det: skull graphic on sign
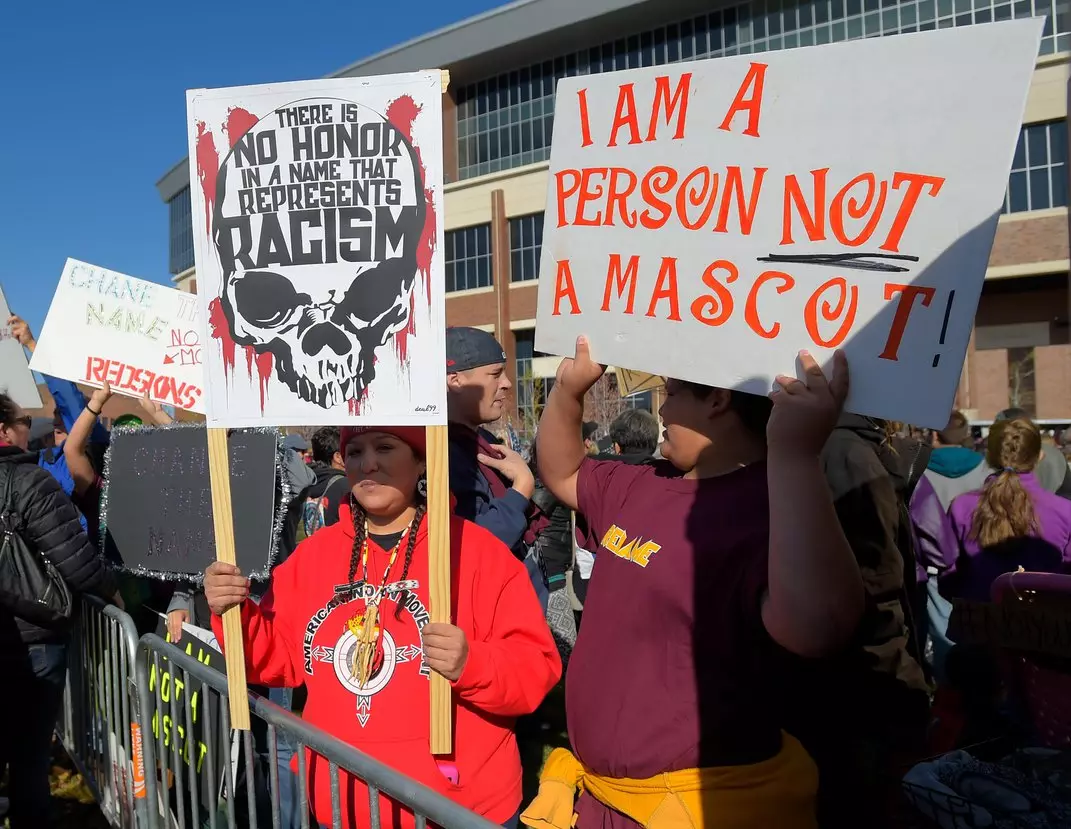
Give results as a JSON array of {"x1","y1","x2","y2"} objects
[{"x1": 210, "y1": 99, "x2": 426, "y2": 409}]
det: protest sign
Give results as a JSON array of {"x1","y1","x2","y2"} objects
[
  {"x1": 535, "y1": 20, "x2": 1043, "y2": 428},
  {"x1": 101, "y1": 424, "x2": 285, "y2": 581},
  {"x1": 30, "y1": 259, "x2": 205, "y2": 413},
  {"x1": 0, "y1": 285, "x2": 42, "y2": 409},
  {"x1": 186, "y1": 72, "x2": 446, "y2": 427},
  {"x1": 150, "y1": 614, "x2": 227, "y2": 813}
]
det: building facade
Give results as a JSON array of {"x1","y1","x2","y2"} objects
[{"x1": 158, "y1": 0, "x2": 1071, "y2": 431}]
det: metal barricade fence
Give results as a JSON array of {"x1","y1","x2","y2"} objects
[
  {"x1": 134, "y1": 633, "x2": 501, "y2": 829},
  {"x1": 57, "y1": 596, "x2": 149, "y2": 829}
]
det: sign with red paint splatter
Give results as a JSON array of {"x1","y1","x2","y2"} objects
[
  {"x1": 186, "y1": 72, "x2": 446, "y2": 427},
  {"x1": 535, "y1": 21, "x2": 1042, "y2": 429},
  {"x1": 30, "y1": 259, "x2": 205, "y2": 413}
]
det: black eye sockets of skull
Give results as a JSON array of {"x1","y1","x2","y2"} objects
[{"x1": 210, "y1": 98, "x2": 427, "y2": 409}]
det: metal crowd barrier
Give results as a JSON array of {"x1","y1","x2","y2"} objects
[
  {"x1": 57, "y1": 596, "x2": 149, "y2": 828},
  {"x1": 59, "y1": 597, "x2": 500, "y2": 829}
]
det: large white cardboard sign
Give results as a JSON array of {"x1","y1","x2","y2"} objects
[
  {"x1": 0, "y1": 285, "x2": 42, "y2": 409},
  {"x1": 187, "y1": 72, "x2": 447, "y2": 428},
  {"x1": 535, "y1": 20, "x2": 1043, "y2": 428},
  {"x1": 30, "y1": 259, "x2": 205, "y2": 413}
]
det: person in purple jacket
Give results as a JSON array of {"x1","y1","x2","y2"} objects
[
  {"x1": 944, "y1": 416, "x2": 1071, "y2": 601},
  {"x1": 909, "y1": 410, "x2": 989, "y2": 678}
]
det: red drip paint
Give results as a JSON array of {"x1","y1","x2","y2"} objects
[
  {"x1": 194, "y1": 123, "x2": 219, "y2": 236},
  {"x1": 385, "y1": 95, "x2": 438, "y2": 306},
  {"x1": 207, "y1": 298, "x2": 236, "y2": 377},
  {"x1": 393, "y1": 295, "x2": 418, "y2": 364},
  {"x1": 249, "y1": 348, "x2": 273, "y2": 412},
  {"x1": 225, "y1": 107, "x2": 259, "y2": 150},
  {"x1": 347, "y1": 386, "x2": 370, "y2": 416}
]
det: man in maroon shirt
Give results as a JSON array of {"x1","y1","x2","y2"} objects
[{"x1": 528, "y1": 337, "x2": 864, "y2": 829}]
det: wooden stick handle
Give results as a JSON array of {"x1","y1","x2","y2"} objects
[
  {"x1": 426, "y1": 424, "x2": 452, "y2": 754},
  {"x1": 206, "y1": 427, "x2": 251, "y2": 731}
]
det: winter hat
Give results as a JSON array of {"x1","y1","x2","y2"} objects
[{"x1": 339, "y1": 426, "x2": 427, "y2": 458}]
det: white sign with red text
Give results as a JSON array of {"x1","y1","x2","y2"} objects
[
  {"x1": 30, "y1": 259, "x2": 205, "y2": 413},
  {"x1": 535, "y1": 20, "x2": 1042, "y2": 428}
]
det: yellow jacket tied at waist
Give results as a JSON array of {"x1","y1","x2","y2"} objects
[{"x1": 521, "y1": 733, "x2": 818, "y2": 829}]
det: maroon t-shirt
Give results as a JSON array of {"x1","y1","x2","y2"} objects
[{"x1": 569, "y1": 458, "x2": 781, "y2": 829}]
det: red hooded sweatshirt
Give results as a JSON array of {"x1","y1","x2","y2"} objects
[{"x1": 212, "y1": 505, "x2": 560, "y2": 828}]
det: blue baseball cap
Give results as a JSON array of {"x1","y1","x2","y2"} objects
[{"x1": 446, "y1": 327, "x2": 506, "y2": 373}]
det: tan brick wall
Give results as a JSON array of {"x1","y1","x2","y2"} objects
[
  {"x1": 989, "y1": 215, "x2": 1069, "y2": 268},
  {"x1": 973, "y1": 348, "x2": 1010, "y2": 419},
  {"x1": 1035, "y1": 345, "x2": 1071, "y2": 419}
]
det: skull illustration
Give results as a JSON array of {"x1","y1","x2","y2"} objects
[{"x1": 211, "y1": 98, "x2": 427, "y2": 409}]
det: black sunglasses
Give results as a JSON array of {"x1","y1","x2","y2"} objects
[{"x1": 10, "y1": 416, "x2": 32, "y2": 429}]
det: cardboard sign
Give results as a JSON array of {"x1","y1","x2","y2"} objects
[
  {"x1": 150, "y1": 613, "x2": 227, "y2": 812},
  {"x1": 101, "y1": 425, "x2": 283, "y2": 581},
  {"x1": 30, "y1": 260, "x2": 205, "y2": 413},
  {"x1": 616, "y1": 368, "x2": 663, "y2": 398},
  {"x1": 186, "y1": 72, "x2": 447, "y2": 427},
  {"x1": 535, "y1": 21, "x2": 1043, "y2": 429},
  {"x1": 0, "y1": 285, "x2": 42, "y2": 409}
]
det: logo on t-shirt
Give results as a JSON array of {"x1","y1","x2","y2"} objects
[
  {"x1": 600, "y1": 524, "x2": 662, "y2": 568},
  {"x1": 303, "y1": 581, "x2": 432, "y2": 727}
]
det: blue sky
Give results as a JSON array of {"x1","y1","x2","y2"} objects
[{"x1": 0, "y1": 0, "x2": 502, "y2": 335}]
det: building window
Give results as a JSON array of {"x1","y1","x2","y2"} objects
[
  {"x1": 515, "y1": 330, "x2": 551, "y2": 439},
  {"x1": 445, "y1": 224, "x2": 492, "y2": 292},
  {"x1": 622, "y1": 390, "x2": 654, "y2": 414},
  {"x1": 168, "y1": 187, "x2": 194, "y2": 275},
  {"x1": 509, "y1": 213, "x2": 544, "y2": 282},
  {"x1": 455, "y1": 1, "x2": 1066, "y2": 180},
  {"x1": 1004, "y1": 121, "x2": 1068, "y2": 214}
]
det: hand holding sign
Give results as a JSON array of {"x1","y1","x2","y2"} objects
[
  {"x1": 7, "y1": 315, "x2": 34, "y2": 351},
  {"x1": 768, "y1": 351, "x2": 849, "y2": 458},
  {"x1": 555, "y1": 336, "x2": 606, "y2": 399},
  {"x1": 204, "y1": 561, "x2": 251, "y2": 616}
]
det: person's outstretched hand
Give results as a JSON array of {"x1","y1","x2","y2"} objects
[
  {"x1": 139, "y1": 392, "x2": 173, "y2": 426},
  {"x1": 204, "y1": 562, "x2": 249, "y2": 616},
  {"x1": 89, "y1": 381, "x2": 113, "y2": 414},
  {"x1": 7, "y1": 315, "x2": 36, "y2": 351},
  {"x1": 554, "y1": 336, "x2": 605, "y2": 399},
  {"x1": 767, "y1": 350, "x2": 849, "y2": 458}
]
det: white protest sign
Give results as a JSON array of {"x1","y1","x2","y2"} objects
[
  {"x1": 535, "y1": 20, "x2": 1043, "y2": 429},
  {"x1": 0, "y1": 285, "x2": 42, "y2": 409},
  {"x1": 30, "y1": 259, "x2": 205, "y2": 413},
  {"x1": 187, "y1": 72, "x2": 447, "y2": 427}
]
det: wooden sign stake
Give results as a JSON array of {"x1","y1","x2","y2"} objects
[
  {"x1": 426, "y1": 424, "x2": 452, "y2": 754},
  {"x1": 206, "y1": 427, "x2": 251, "y2": 730}
]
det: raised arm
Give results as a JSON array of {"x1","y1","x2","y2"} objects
[
  {"x1": 761, "y1": 351, "x2": 865, "y2": 658},
  {"x1": 536, "y1": 336, "x2": 605, "y2": 511},
  {"x1": 64, "y1": 382, "x2": 111, "y2": 496}
]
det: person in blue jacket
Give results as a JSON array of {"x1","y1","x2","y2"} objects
[
  {"x1": 8, "y1": 316, "x2": 109, "y2": 509},
  {"x1": 445, "y1": 327, "x2": 536, "y2": 557}
]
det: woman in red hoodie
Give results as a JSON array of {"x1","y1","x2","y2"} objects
[{"x1": 204, "y1": 425, "x2": 561, "y2": 829}]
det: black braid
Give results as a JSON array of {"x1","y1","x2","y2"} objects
[
  {"x1": 347, "y1": 493, "x2": 367, "y2": 587},
  {"x1": 394, "y1": 502, "x2": 427, "y2": 619}
]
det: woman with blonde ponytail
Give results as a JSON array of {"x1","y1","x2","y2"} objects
[{"x1": 944, "y1": 417, "x2": 1071, "y2": 600}]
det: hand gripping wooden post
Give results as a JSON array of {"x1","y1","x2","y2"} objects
[
  {"x1": 206, "y1": 427, "x2": 251, "y2": 730},
  {"x1": 426, "y1": 424, "x2": 452, "y2": 754}
]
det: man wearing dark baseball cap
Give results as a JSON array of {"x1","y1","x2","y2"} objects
[{"x1": 446, "y1": 327, "x2": 536, "y2": 558}]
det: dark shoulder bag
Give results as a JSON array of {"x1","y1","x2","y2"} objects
[{"x1": 0, "y1": 464, "x2": 72, "y2": 626}]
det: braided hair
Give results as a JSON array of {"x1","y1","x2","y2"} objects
[
  {"x1": 394, "y1": 500, "x2": 427, "y2": 619},
  {"x1": 346, "y1": 492, "x2": 368, "y2": 587}
]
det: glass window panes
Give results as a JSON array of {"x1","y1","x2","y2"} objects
[
  {"x1": 1003, "y1": 121, "x2": 1068, "y2": 214},
  {"x1": 509, "y1": 213, "x2": 544, "y2": 282},
  {"x1": 445, "y1": 224, "x2": 493, "y2": 292},
  {"x1": 514, "y1": 329, "x2": 550, "y2": 440},
  {"x1": 168, "y1": 187, "x2": 194, "y2": 275}
]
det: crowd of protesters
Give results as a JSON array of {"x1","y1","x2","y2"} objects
[{"x1": 3, "y1": 313, "x2": 1071, "y2": 829}]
